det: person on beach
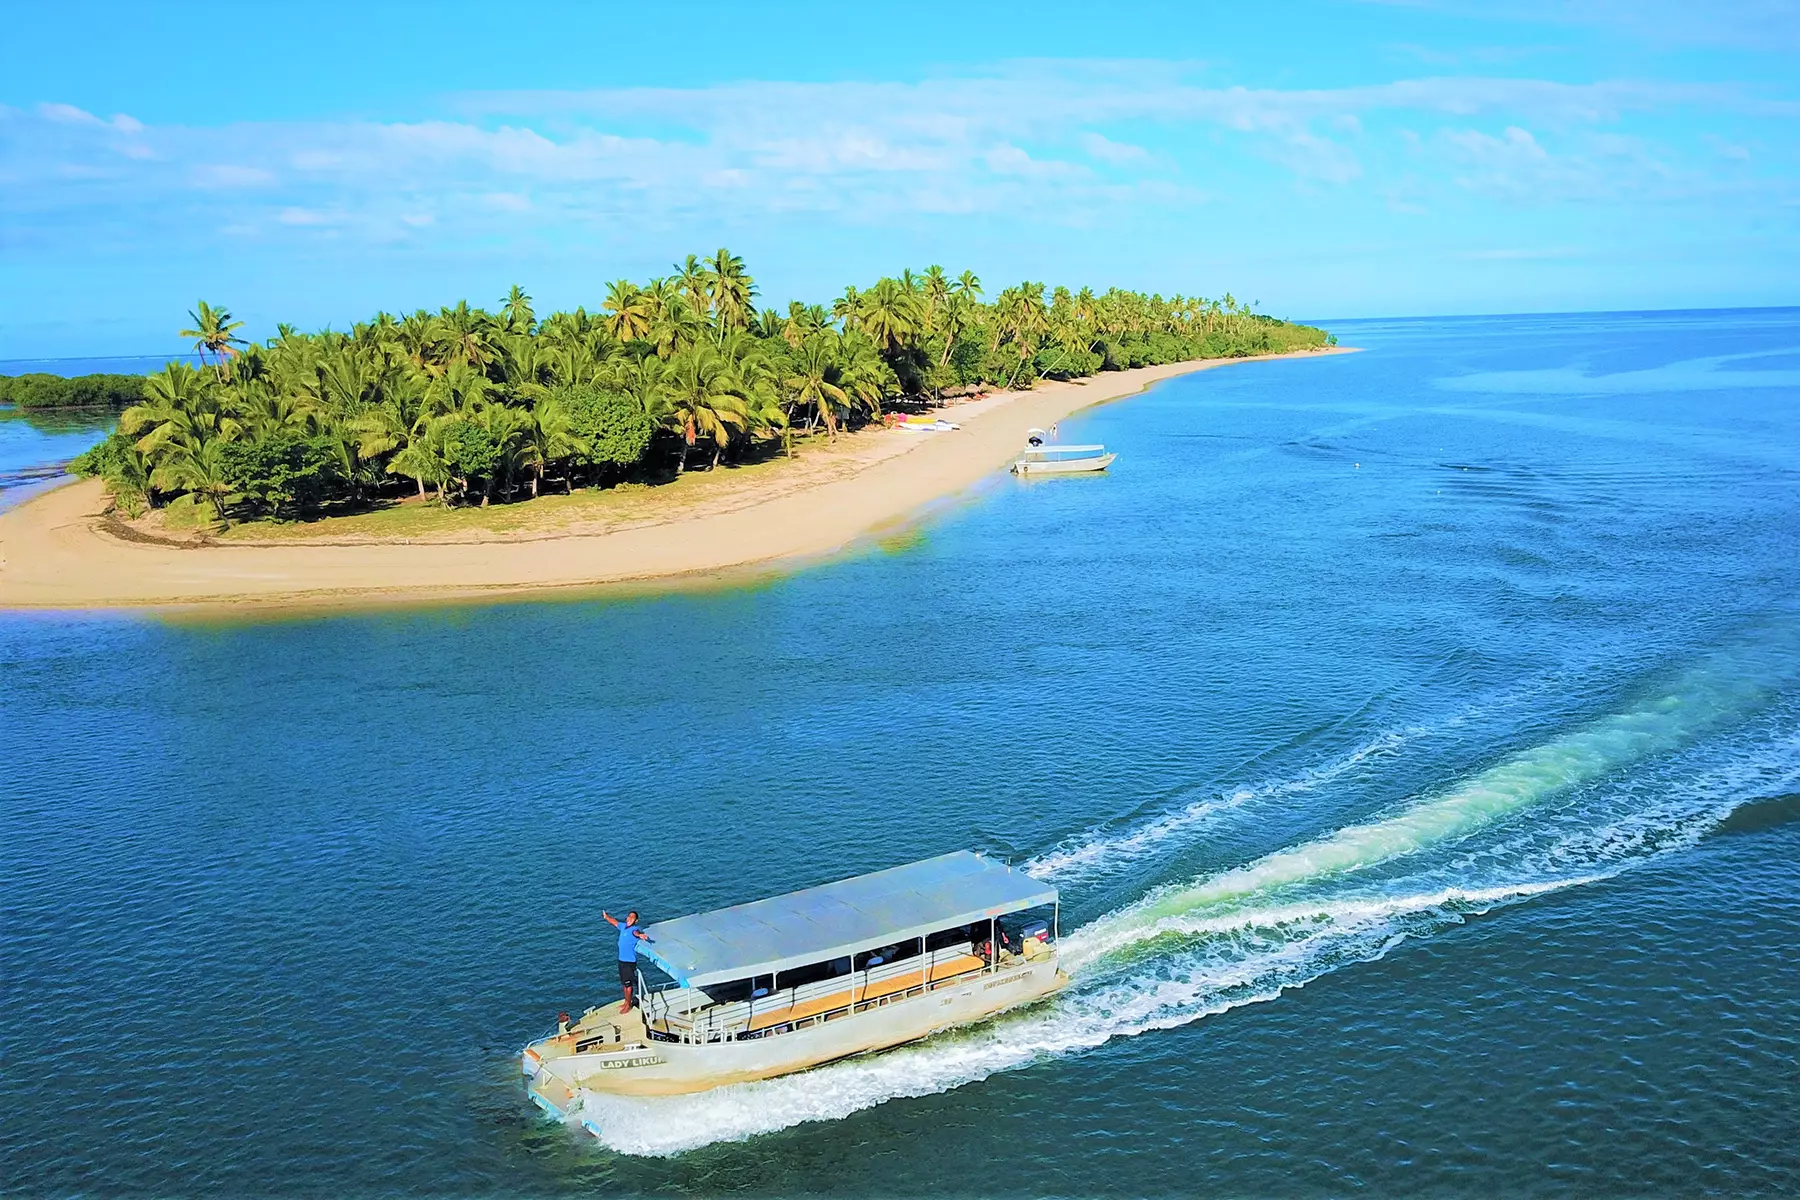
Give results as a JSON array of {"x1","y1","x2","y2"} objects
[{"x1": 603, "y1": 910, "x2": 653, "y2": 1014}]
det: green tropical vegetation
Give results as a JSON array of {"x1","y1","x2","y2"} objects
[
  {"x1": 67, "y1": 256, "x2": 1331, "y2": 525},
  {"x1": 0, "y1": 373, "x2": 146, "y2": 409}
]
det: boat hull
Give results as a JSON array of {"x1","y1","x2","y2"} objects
[
  {"x1": 526, "y1": 957, "x2": 1066, "y2": 1105},
  {"x1": 1012, "y1": 452, "x2": 1116, "y2": 475}
]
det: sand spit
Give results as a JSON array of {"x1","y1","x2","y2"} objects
[{"x1": 0, "y1": 349, "x2": 1355, "y2": 613}]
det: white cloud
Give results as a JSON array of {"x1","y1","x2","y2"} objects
[
  {"x1": 5, "y1": 62, "x2": 1791, "y2": 259},
  {"x1": 985, "y1": 142, "x2": 1090, "y2": 181},
  {"x1": 1079, "y1": 132, "x2": 1152, "y2": 165},
  {"x1": 37, "y1": 102, "x2": 145, "y2": 134}
]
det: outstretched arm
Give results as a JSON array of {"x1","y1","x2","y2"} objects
[
  {"x1": 602, "y1": 911, "x2": 621, "y2": 928},
  {"x1": 634, "y1": 929, "x2": 654, "y2": 943}
]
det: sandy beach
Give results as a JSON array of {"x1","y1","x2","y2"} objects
[{"x1": 0, "y1": 348, "x2": 1352, "y2": 611}]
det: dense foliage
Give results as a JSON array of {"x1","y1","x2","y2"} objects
[
  {"x1": 70, "y1": 256, "x2": 1331, "y2": 524},
  {"x1": 0, "y1": 373, "x2": 146, "y2": 409}
]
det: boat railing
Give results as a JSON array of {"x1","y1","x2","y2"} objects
[{"x1": 644, "y1": 943, "x2": 1025, "y2": 1045}]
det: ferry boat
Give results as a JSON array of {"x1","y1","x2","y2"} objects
[
  {"x1": 1011, "y1": 427, "x2": 1115, "y2": 475},
  {"x1": 521, "y1": 851, "x2": 1066, "y2": 1111}
]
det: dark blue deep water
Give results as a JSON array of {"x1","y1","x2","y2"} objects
[{"x1": 4, "y1": 311, "x2": 1799, "y2": 1196}]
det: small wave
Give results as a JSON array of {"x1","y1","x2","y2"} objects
[
  {"x1": 1024, "y1": 728, "x2": 1410, "y2": 883},
  {"x1": 1022, "y1": 672, "x2": 1595, "y2": 888}
]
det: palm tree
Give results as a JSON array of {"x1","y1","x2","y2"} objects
[
  {"x1": 469, "y1": 404, "x2": 537, "y2": 505},
  {"x1": 753, "y1": 308, "x2": 787, "y2": 341},
  {"x1": 707, "y1": 247, "x2": 756, "y2": 332},
  {"x1": 660, "y1": 346, "x2": 748, "y2": 472},
  {"x1": 525, "y1": 392, "x2": 589, "y2": 494},
  {"x1": 149, "y1": 432, "x2": 236, "y2": 526},
  {"x1": 860, "y1": 277, "x2": 921, "y2": 355},
  {"x1": 434, "y1": 301, "x2": 494, "y2": 369},
  {"x1": 501, "y1": 285, "x2": 535, "y2": 335},
  {"x1": 603, "y1": 280, "x2": 653, "y2": 343},
  {"x1": 609, "y1": 354, "x2": 669, "y2": 417},
  {"x1": 996, "y1": 282, "x2": 1048, "y2": 388},
  {"x1": 783, "y1": 301, "x2": 830, "y2": 349},
  {"x1": 785, "y1": 336, "x2": 851, "y2": 439},
  {"x1": 351, "y1": 392, "x2": 426, "y2": 493},
  {"x1": 674, "y1": 255, "x2": 711, "y2": 315},
  {"x1": 921, "y1": 265, "x2": 951, "y2": 330},
  {"x1": 837, "y1": 337, "x2": 894, "y2": 420},
  {"x1": 936, "y1": 292, "x2": 974, "y2": 368},
  {"x1": 122, "y1": 363, "x2": 240, "y2": 456},
  {"x1": 832, "y1": 286, "x2": 862, "y2": 334},
  {"x1": 388, "y1": 419, "x2": 455, "y2": 503},
  {"x1": 421, "y1": 361, "x2": 493, "y2": 421},
  {"x1": 239, "y1": 383, "x2": 317, "y2": 440},
  {"x1": 649, "y1": 295, "x2": 706, "y2": 358},
  {"x1": 180, "y1": 301, "x2": 246, "y2": 380}
]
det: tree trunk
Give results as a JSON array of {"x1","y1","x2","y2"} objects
[
  {"x1": 677, "y1": 442, "x2": 689, "y2": 474},
  {"x1": 1007, "y1": 353, "x2": 1031, "y2": 391},
  {"x1": 711, "y1": 444, "x2": 722, "y2": 469},
  {"x1": 416, "y1": 478, "x2": 426, "y2": 498}
]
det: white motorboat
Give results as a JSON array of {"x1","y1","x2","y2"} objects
[{"x1": 1011, "y1": 428, "x2": 1115, "y2": 475}]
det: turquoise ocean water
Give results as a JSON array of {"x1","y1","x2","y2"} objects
[{"x1": 3, "y1": 310, "x2": 1799, "y2": 1196}]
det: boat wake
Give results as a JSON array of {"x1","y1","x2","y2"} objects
[
  {"x1": 1023, "y1": 726, "x2": 1415, "y2": 884},
  {"x1": 577, "y1": 639, "x2": 1800, "y2": 1157}
]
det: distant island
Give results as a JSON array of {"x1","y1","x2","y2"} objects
[
  {"x1": 0, "y1": 373, "x2": 145, "y2": 410},
  {"x1": 53, "y1": 252, "x2": 1331, "y2": 527},
  {"x1": 0, "y1": 253, "x2": 1351, "y2": 610}
]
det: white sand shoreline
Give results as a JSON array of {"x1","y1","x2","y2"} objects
[{"x1": 0, "y1": 348, "x2": 1355, "y2": 613}]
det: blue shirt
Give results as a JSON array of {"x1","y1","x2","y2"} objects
[{"x1": 617, "y1": 922, "x2": 640, "y2": 963}]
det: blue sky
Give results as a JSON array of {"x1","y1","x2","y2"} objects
[{"x1": 3, "y1": 0, "x2": 1796, "y2": 356}]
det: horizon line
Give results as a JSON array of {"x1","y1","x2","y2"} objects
[{"x1": 4, "y1": 303, "x2": 1798, "y2": 366}]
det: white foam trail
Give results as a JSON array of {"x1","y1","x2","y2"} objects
[
  {"x1": 1073, "y1": 649, "x2": 1785, "y2": 964},
  {"x1": 1026, "y1": 729, "x2": 1411, "y2": 883},
  {"x1": 1024, "y1": 676, "x2": 1565, "y2": 886}
]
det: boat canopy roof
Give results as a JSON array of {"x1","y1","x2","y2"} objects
[
  {"x1": 637, "y1": 851, "x2": 1056, "y2": 987},
  {"x1": 1023, "y1": 443, "x2": 1106, "y2": 454}
]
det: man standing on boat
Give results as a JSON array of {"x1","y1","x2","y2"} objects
[{"x1": 603, "y1": 910, "x2": 653, "y2": 1014}]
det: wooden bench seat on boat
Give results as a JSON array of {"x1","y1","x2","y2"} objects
[{"x1": 743, "y1": 953, "x2": 986, "y2": 1032}]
